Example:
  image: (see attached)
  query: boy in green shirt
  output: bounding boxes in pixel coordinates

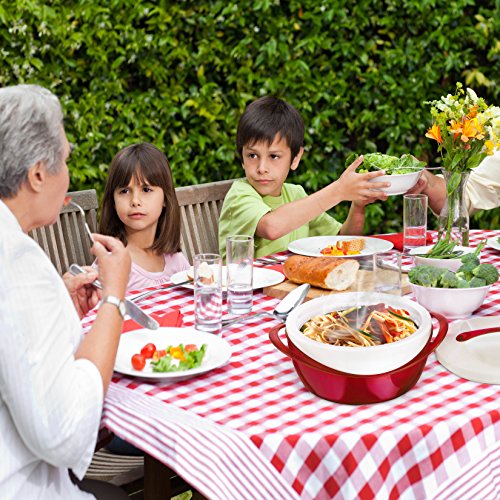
[218,96,389,260]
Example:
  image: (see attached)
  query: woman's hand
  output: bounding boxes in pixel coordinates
[63,267,101,319]
[334,156,391,202]
[91,233,131,299]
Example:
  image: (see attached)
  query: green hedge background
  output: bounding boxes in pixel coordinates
[1,0,499,233]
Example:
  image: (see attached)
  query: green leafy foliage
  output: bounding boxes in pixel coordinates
[1,0,498,232]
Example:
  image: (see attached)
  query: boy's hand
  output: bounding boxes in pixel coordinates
[335,156,390,202]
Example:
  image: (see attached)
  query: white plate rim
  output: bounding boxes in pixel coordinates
[435,316,500,384]
[486,236,500,252]
[170,266,284,291]
[288,235,394,258]
[114,327,232,380]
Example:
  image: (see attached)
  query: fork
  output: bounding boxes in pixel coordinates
[69,200,94,243]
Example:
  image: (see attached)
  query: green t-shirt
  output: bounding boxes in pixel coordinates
[218,179,342,260]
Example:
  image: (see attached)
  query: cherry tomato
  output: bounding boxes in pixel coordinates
[184,344,198,353]
[131,354,146,371]
[152,349,167,361]
[140,343,157,359]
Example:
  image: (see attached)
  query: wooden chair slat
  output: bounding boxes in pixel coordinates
[175,180,235,263]
[28,189,98,274]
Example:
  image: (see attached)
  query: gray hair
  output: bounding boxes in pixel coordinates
[0,84,64,198]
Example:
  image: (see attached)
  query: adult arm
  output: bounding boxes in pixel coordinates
[407,170,447,213]
[74,233,130,395]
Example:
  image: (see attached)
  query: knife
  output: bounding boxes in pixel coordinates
[69,264,159,330]
[456,327,500,342]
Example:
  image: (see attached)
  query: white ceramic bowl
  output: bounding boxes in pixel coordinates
[285,292,432,375]
[409,245,475,272]
[411,284,491,320]
[370,170,423,196]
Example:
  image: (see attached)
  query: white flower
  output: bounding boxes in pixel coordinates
[466,88,478,101]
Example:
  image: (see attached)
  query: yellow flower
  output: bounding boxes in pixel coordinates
[425,123,443,144]
[484,140,495,154]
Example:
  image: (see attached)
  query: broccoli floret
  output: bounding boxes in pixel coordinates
[460,252,480,268]
[456,261,477,281]
[456,278,469,288]
[472,263,499,286]
[469,277,487,288]
[428,267,447,287]
[439,270,460,288]
[409,266,433,286]
[409,265,446,287]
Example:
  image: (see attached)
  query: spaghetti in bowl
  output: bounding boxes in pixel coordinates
[286,292,432,375]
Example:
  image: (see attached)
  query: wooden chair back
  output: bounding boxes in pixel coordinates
[175,179,235,264]
[28,189,98,274]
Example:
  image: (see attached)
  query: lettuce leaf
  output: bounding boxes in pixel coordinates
[151,344,207,372]
[347,152,425,174]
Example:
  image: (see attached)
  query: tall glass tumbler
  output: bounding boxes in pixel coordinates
[194,253,223,334]
[373,250,402,295]
[403,194,428,253]
[226,235,254,315]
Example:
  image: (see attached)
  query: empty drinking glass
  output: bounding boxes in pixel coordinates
[194,253,223,334]
[226,235,254,315]
[373,250,402,296]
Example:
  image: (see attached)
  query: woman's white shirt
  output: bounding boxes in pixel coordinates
[466,150,500,213]
[0,200,103,499]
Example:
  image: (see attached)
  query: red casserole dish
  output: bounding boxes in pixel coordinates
[269,312,448,405]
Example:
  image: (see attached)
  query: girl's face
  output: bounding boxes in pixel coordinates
[113,175,165,235]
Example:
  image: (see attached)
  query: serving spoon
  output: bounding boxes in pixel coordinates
[222,283,310,328]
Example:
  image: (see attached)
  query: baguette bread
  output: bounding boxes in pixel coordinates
[283,255,359,291]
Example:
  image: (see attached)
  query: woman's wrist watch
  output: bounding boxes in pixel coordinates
[101,295,126,319]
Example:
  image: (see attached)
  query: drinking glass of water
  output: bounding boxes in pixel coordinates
[226,235,254,315]
[403,194,428,253]
[194,253,223,334]
[373,250,402,295]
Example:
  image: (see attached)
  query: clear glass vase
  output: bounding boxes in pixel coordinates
[437,171,470,246]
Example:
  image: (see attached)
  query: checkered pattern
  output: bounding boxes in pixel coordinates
[82,230,500,500]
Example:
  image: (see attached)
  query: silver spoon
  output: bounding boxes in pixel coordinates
[222,283,310,327]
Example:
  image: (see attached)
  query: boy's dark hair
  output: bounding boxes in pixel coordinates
[99,142,182,255]
[236,96,304,161]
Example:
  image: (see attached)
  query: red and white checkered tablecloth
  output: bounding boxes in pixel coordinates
[82,230,500,500]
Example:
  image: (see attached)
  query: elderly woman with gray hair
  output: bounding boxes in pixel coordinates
[0,85,131,499]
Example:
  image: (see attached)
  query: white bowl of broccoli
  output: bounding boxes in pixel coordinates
[408,253,498,319]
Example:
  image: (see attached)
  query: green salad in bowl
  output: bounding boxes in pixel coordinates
[347,152,426,195]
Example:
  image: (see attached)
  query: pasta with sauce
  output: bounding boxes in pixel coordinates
[300,303,418,347]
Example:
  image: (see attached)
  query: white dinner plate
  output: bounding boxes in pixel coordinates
[115,327,232,381]
[486,236,500,252]
[435,316,500,384]
[170,266,284,291]
[288,235,394,258]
